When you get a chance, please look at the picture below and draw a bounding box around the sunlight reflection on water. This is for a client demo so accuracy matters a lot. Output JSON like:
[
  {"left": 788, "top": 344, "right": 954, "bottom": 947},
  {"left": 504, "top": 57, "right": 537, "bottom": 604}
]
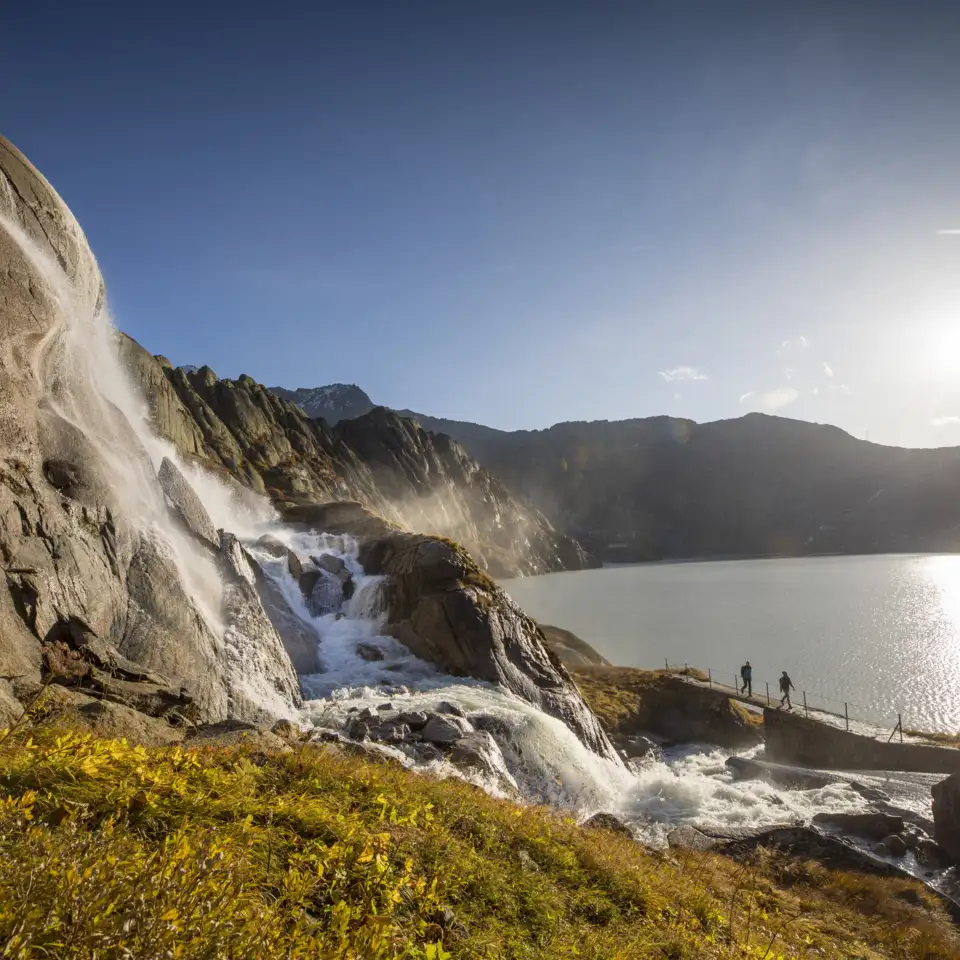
[{"left": 502, "top": 555, "right": 960, "bottom": 733}]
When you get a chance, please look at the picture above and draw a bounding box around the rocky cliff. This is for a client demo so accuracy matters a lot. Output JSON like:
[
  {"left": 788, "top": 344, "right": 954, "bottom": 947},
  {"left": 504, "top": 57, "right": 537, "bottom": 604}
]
[
  {"left": 284, "top": 389, "right": 960, "bottom": 562},
  {"left": 0, "top": 135, "right": 612, "bottom": 770},
  {"left": 121, "top": 341, "right": 595, "bottom": 577}
]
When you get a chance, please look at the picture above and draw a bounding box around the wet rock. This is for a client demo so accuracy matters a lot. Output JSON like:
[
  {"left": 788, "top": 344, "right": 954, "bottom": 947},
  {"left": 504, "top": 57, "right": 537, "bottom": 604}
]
[
  {"left": 619, "top": 735, "right": 659, "bottom": 760},
  {"left": 358, "top": 707, "right": 378, "bottom": 721},
  {"left": 157, "top": 457, "right": 219, "bottom": 549},
  {"left": 412, "top": 742, "right": 444, "bottom": 763},
  {"left": 356, "top": 643, "right": 385, "bottom": 662},
  {"left": 288, "top": 552, "right": 308, "bottom": 582},
  {"left": 916, "top": 837, "right": 954, "bottom": 869},
  {"left": 882, "top": 834, "right": 908, "bottom": 856},
  {"left": 397, "top": 710, "right": 430, "bottom": 729},
  {"left": 421, "top": 714, "right": 472, "bottom": 744},
  {"left": 851, "top": 781, "right": 890, "bottom": 803},
  {"left": 583, "top": 813, "right": 633, "bottom": 837},
  {"left": 931, "top": 771, "right": 960, "bottom": 862},
  {"left": 435, "top": 700, "right": 467, "bottom": 718},
  {"left": 378, "top": 702, "right": 393, "bottom": 711},
  {"left": 726, "top": 755, "right": 834, "bottom": 790},
  {"left": 242, "top": 549, "right": 320, "bottom": 674},
  {"left": 448, "top": 731, "right": 517, "bottom": 794},
  {"left": 667, "top": 825, "right": 716, "bottom": 851},
  {"left": 812, "top": 812, "right": 905, "bottom": 840},
  {"left": 358, "top": 533, "right": 619, "bottom": 762},
  {"left": 314, "top": 554, "right": 347, "bottom": 577},
  {"left": 255, "top": 535, "right": 289, "bottom": 559},
  {"left": 43, "top": 459, "right": 82, "bottom": 496}
]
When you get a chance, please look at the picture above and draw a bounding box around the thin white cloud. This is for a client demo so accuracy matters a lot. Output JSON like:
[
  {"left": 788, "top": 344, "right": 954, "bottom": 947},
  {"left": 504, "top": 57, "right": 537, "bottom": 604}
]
[
  {"left": 761, "top": 387, "right": 799, "bottom": 411},
  {"left": 831, "top": 383, "right": 853, "bottom": 395},
  {"left": 931, "top": 415, "right": 960, "bottom": 426},
  {"left": 811, "top": 387, "right": 820, "bottom": 395},
  {"left": 659, "top": 366, "right": 708, "bottom": 382},
  {"left": 822, "top": 361, "right": 834, "bottom": 378},
  {"left": 778, "top": 336, "right": 809, "bottom": 353},
  {"left": 739, "top": 391, "right": 755, "bottom": 403},
  {"left": 937, "top": 229, "right": 960, "bottom": 235},
  {"left": 784, "top": 367, "right": 795, "bottom": 380},
  {"left": 673, "top": 392, "right": 681, "bottom": 401}
]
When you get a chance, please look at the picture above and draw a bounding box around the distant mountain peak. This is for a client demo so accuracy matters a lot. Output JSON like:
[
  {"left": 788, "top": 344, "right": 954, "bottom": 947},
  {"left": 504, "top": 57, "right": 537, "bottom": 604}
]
[{"left": 269, "top": 383, "right": 374, "bottom": 424}]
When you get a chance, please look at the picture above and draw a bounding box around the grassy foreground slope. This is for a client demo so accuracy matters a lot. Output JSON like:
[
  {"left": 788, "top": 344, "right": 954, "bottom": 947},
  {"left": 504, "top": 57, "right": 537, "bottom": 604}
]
[{"left": 0, "top": 723, "right": 956, "bottom": 959}]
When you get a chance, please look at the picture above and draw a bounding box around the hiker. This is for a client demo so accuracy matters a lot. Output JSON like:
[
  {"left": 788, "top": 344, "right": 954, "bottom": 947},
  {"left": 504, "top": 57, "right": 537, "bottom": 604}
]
[
  {"left": 779, "top": 671, "right": 794, "bottom": 709},
  {"left": 740, "top": 660, "right": 753, "bottom": 697}
]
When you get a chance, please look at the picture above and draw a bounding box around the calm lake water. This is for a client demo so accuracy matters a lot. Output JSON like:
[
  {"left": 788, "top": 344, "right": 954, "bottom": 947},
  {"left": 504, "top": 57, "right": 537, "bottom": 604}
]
[{"left": 502, "top": 555, "right": 960, "bottom": 733}]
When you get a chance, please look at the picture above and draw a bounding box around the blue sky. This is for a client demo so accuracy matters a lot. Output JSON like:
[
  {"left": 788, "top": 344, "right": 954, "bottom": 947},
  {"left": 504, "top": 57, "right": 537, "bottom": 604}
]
[{"left": 4, "top": 1, "right": 960, "bottom": 446}]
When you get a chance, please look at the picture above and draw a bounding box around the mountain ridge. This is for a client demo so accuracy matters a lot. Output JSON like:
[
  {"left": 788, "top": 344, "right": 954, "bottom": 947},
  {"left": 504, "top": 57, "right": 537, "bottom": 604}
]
[{"left": 271, "top": 382, "right": 960, "bottom": 562}]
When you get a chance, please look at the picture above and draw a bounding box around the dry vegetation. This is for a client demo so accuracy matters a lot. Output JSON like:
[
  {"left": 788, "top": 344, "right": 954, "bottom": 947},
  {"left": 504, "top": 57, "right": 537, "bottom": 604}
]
[
  {"left": 572, "top": 666, "right": 762, "bottom": 735},
  {"left": 0, "top": 712, "right": 956, "bottom": 959}
]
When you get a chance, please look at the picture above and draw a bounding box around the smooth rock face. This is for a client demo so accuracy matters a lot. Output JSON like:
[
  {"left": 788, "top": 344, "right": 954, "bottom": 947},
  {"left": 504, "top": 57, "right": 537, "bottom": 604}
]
[
  {"left": 157, "top": 457, "right": 219, "bottom": 549},
  {"left": 812, "top": 812, "right": 905, "bottom": 840},
  {"left": 217, "top": 532, "right": 302, "bottom": 720},
  {"left": 931, "top": 771, "right": 960, "bottom": 862},
  {"left": 421, "top": 714, "right": 472, "bottom": 744},
  {"left": 359, "top": 533, "right": 621, "bottom": 764},
  {"left": 667, "top": 825, "right": 716, "bottom": 851}
]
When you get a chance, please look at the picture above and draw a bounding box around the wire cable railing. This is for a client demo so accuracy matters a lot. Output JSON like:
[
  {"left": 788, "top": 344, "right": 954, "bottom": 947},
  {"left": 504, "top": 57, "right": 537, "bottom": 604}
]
[{"left": 662, "top": 659, "right": 910, "bottom": 742}]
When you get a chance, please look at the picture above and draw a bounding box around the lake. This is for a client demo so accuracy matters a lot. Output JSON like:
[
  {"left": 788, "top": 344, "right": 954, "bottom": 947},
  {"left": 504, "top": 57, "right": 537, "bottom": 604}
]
[{"left": 501, "top": 554, "right": 960, "bottom": 733}]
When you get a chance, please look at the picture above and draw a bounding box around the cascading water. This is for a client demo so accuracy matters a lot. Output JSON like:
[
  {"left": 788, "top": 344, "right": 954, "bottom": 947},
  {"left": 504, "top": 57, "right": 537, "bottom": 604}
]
[{"left": 0, "top": 179, "right": 880, "bottom": 849}]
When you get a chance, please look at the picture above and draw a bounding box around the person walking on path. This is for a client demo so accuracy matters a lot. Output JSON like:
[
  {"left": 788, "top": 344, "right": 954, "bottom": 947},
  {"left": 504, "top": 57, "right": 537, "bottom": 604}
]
[
  {"left": 779, "top": 671, "right": 794, "bottom": 709},
  {"left": 740, "top": 661, "right": 753, "bottom": 698}
]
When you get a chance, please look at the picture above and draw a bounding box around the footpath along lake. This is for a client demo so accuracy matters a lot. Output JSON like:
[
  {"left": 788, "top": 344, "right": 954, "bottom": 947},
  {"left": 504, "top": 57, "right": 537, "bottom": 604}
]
[{"left": 502, "top": 554, "right": 960, "bottom": 733}]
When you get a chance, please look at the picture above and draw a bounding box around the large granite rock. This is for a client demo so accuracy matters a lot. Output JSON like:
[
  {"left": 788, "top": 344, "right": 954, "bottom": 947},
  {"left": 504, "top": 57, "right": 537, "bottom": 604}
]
[
  {"left": 358, "top": 532, "right": 620, "bottom": 763},
  {"left": 0, "top": 137, "right": 299, "bottom": 731},
  {"left": 932, "top": 771, "right": 960, "bottom": 863},
  {"left": 158, "top": 457, "right": 219, "bottom": 548},
  {"left": 216, "top": 532, "right": 302, "bottom": 721}
]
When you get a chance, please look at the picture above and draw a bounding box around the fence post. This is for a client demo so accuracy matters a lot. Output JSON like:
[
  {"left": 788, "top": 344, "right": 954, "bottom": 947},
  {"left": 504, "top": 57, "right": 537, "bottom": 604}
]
[
  {"left": 803, "top": 691, "right": 808, "bottom": 718},
  {"left": 665, "top": 658, "right": 669, "bottom": 672},
  {"left": 844, "top": 702, "right": 849, "bottom": 732},
  {"left": 734, "top": 673, "right": 739, "bottom": 693},
  {"left": 898, "top": 713, "right": 903, "bottom": 743},
  {"left": 684, "top": 662, "right": 688, "bottom": 676},
  {"left": 708, "top": 668, "right": 712, "bottom": 688},
  {"left": 765, "top": 682, "right": 770, "bottom": 706}
]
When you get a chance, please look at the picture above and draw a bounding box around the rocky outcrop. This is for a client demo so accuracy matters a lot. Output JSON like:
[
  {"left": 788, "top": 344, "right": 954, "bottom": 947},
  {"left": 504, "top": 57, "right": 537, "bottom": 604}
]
[
  {"left": 932, "top": 772, "right": 960, "bottom": 863},
  {"left": 0, "top": 136, "right": 308, "bottom": 732},
  {"left": 572, "top": 668, "right": 763, "bottom": 749},
  {"left": 120, "top": 336, "right": 596, "bottom": 577},
  {"left": 764, "top": 708, "right": 960, "bottom": 774},
  {"left": 538, "top": 625, "right": 610, "bottom": 667},
  {"left": 158, "top": 457, "right": 219, "bottom": 549},
  {"left": 358, "top": 532, "right": 620, "bottom": 763}
]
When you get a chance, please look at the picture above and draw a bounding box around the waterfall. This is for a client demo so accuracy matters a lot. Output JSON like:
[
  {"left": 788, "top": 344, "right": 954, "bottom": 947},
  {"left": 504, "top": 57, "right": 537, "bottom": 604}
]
[{"left": 0, "top": 178, "right": 878, "bottom": 848}]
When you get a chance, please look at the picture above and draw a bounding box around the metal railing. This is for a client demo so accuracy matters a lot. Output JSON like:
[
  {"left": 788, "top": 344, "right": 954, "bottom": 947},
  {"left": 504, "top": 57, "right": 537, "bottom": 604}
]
[{"left": 663, "top": 659, "right": 906, "bottom": 742}]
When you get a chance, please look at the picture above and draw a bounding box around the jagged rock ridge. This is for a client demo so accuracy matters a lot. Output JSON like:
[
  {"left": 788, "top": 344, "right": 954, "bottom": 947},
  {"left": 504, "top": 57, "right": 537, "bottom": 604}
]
[{"left": 121, "top": 342, "right": 596, "bottom": 577}]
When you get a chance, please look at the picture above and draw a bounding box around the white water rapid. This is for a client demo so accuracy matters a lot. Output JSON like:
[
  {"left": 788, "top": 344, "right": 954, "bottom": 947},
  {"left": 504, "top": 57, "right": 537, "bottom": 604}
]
[{"left": 2, "top": 195, "right": 883, "bottom": 850}]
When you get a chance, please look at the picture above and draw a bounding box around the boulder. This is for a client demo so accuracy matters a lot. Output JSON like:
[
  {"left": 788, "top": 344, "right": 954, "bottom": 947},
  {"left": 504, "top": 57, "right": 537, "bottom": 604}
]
[
  {"left": 582, "top": 813, "right": 633, "bottom": 837},
  {"left": 421, "top": 714, "right": 473, "bottom": 744},
  {"left": 448, "top": 730, "right": 518, "bottom": 795},
  {"left": 882, "top": 834, "right": 907, "bottom": 856},
  {"left": 931, "top": 771, "right": 960, "bottom": 862},
  {"left": 255, "top": 535, "right": 289, "bottom": 559},
  {"left": 397, "top": 710, "right": 430, "bottom": 729},
  {"left": 358, "top": 533, "right": 620, "bottom": 763},
  {"left": 667, "top": 825, "right": 716, "bottom": 851},
  {"left": 812, "top": 812, "right": 905, "bottom": 840},
  {"left": 157, "top": 458, "right": 219, "bottom": 549},
  {"left": 727, "top": 756, "right": 835, "bottom": 790},
  {"left": 356, "top": 643, "right": 385, "bottom": 662},
  {"left": 216, "top": 532, "right": 302, "bottom": 721}
]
